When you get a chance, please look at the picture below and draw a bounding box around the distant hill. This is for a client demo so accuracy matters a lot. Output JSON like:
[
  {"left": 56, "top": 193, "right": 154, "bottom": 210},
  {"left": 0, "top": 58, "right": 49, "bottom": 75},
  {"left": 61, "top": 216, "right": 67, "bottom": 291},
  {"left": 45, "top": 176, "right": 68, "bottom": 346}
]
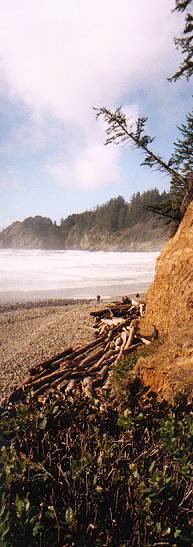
[
  {"left": 0, "top": 216, "right": 63, "bottom": 250},
  {"left": 0, "top": 189, "right": 171, "bottom": 251}
]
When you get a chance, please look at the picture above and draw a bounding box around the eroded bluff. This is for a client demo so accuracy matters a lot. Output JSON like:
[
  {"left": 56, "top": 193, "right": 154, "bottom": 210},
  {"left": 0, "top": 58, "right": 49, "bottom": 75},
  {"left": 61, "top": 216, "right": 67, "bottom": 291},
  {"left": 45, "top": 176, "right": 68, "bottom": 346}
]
[{"left": 137, "top": 202, "right": 193, "bottom": 402}]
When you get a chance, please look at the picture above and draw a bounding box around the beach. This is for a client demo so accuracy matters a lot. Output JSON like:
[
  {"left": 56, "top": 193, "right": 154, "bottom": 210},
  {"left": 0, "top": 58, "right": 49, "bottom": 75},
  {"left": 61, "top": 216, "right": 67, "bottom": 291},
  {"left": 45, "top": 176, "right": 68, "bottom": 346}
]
[
  {"left": 0, "top": 299, "right": 99, "bottom": 402},
  {"left": 0, "top": 248, "right": 157, "bottom": 401}
]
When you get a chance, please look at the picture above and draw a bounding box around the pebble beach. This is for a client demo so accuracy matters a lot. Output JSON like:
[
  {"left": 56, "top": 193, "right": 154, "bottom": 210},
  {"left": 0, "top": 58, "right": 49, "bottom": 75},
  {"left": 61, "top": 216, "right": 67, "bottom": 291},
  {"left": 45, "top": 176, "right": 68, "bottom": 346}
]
[{"left": 0, "top": 299, "right": 98, "bottom": 402}]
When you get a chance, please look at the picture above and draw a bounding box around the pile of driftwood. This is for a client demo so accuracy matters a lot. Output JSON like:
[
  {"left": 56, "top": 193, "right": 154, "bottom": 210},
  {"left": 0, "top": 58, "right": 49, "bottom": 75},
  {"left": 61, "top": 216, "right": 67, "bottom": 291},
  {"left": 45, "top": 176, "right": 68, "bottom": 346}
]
[{"left": 8, "top": 298, "right": 150, "bottom": 403}]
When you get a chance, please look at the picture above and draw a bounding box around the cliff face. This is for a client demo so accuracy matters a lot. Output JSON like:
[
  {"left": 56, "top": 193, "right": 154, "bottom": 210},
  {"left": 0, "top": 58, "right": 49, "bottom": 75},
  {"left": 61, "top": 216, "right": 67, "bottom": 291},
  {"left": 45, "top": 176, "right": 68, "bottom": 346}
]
[
  {"left": 61, "top": 222, "right": 167, "bottom": 251},
  {"left": 141, "top": 202, "right": 193, "bottom": 335},
  {"left": 138, "top": 202, "right": 193, "bottom": 401},
  {"left": 0, "top": 222, "right": 167, "bottom": 251}
]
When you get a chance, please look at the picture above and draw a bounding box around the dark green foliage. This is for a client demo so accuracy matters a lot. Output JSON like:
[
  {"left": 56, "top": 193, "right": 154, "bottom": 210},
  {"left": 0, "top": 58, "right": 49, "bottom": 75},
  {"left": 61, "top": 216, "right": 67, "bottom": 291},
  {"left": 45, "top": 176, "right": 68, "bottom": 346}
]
[
  {"left": 60, "top": 190, "right": 169, "bottom": 235},
  {"left": 127, "top": 189, "right": 169, "bottom": 226},
  {"left": 149, "top": 109, "right": 193, "bottom": 222},
  {"left": 146, "top": 199, "right": 182, "bottom": 223},
  {"left": 0, "top": 392, "right": 192, "bottom": 546},
  {"left": 175, "top": 0, "right": 192, "bottom": 9},
  {"left": 168, "top": 110, "right": 193, "bottom": 220},
  {"left": 95, "top": 107, "right": 184, "bottom": 184},
  {"left": 60, "top": 195, "right": 129, "bottom": 233},
  {"left": 95, "top": 107, "right": 193, "bottom": 227},
  {"left": 170, "top": 110, "right": 193, "bottom": 175},
  {"left": 111, "top": 353, "right": 140, "bottom": 401},
  {"left": 169, "top": 0, "right": 193, "bottom": 81},
  {"left": 95, "top": 0, "right": 193, "bottom": 227},
  {"left": 0, "top": 190, "right": 171, "bottom": 250},
  {"left": 111, "top": 341, "right": 162, "bottom": 401}
]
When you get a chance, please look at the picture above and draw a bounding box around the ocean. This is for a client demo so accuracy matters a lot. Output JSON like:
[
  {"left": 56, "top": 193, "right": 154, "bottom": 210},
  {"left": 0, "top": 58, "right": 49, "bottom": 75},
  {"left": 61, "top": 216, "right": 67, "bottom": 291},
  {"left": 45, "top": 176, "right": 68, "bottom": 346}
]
[{"left": 0, "top": 249, "right": 159, "bottom": 302}]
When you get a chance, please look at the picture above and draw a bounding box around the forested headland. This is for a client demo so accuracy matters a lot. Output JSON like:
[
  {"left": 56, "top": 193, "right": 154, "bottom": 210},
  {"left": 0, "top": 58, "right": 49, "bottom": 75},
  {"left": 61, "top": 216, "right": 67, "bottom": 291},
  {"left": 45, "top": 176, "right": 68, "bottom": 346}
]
[{"left": 0, "top": 189, "right": 171, "bottom": 251}]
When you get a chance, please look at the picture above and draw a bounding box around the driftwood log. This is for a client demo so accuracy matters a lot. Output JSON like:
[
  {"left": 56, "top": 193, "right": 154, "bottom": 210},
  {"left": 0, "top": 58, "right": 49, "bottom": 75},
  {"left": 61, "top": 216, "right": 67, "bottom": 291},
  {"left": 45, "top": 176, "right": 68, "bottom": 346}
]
[
  {"left": 82, "top": 377, "right": 93, "bottom": 398},
  {"left": 5, "top": 296, "right": 151, "bottom": 404}
]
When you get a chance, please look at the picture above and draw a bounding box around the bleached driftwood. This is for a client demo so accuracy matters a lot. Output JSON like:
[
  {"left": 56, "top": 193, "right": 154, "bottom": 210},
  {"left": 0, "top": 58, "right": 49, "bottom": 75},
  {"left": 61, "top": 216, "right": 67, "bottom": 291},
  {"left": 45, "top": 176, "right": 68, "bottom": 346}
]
[
  {"left": 101, "top": 317, "right": 125, "bottom": 327},
  {"left": 67, "top": 333, "right": 107, "bottom": 360},
  {"left": 86, "top": 348, "right": 114, "bottom": 374},
  {"left": 140, "top": 337, "right": 151, "bottom": 346},
  {"left": 114, "top": 330, "right": 128, "bottom": 365},
  {"left": 65, "top": 379, "right": 77, "bottom": 394},
  {"left": 29, "top": 346, "right": 73, "bottom": 374},
  {"left": 82, "top": 377, "right": 93, "bottom": 398},
  {"left": 124, "top": 325, "right": 135, "bottom": 351},
  {"left": 95, "top": 364, "right": 109, "bottom": 383},
  {"left": 123, "top": 341, "right": 142, "bottom": 355},
  {"left": 7, "top": 295, "right": 149, "bottom": 403},
  {"left": 25, "top": 363, "right": 75, "bottom": 390},
  {"left": 77, "top": 346, "right": 106, "bottom": 370}
]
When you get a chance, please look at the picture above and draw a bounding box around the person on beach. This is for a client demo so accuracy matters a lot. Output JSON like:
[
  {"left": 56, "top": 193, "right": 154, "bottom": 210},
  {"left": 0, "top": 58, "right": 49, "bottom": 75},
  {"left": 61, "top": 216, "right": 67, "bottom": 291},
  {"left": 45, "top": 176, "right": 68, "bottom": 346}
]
[
  {"left": 121, "top": 295, "right": 131, "bottom": 304},
  {"left": 97, "top": 294, "right": 101, "bottom": 304}
]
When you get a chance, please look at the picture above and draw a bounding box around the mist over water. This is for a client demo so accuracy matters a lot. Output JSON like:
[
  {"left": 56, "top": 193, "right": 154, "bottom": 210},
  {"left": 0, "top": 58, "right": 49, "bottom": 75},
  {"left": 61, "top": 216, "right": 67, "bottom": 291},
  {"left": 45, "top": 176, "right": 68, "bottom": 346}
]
[{"left": 0, "top": 249, "right": 158, "bottom": 302}]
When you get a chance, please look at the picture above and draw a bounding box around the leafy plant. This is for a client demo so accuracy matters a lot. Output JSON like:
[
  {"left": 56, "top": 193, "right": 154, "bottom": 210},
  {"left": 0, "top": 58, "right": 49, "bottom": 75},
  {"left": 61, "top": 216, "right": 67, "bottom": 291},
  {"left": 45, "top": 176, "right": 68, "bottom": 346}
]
[{"left": 0, "top": 391, "right": 192, "bottom": 546}]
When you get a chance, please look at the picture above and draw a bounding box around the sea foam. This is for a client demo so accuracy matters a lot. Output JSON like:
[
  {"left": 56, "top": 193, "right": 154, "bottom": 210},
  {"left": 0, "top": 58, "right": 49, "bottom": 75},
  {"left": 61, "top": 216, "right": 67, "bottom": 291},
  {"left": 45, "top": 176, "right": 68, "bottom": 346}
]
[{"left": 0, "top": 249, "right": 158, "bottom": 301}]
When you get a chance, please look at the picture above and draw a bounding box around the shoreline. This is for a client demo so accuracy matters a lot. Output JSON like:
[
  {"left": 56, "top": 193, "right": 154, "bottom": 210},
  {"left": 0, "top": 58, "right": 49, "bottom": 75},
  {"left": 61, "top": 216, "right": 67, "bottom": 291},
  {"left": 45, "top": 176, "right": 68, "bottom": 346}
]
[
  {"left": 0, "top": 290, "right": 145, "bottom": 314},
  {"left": 0, "top": 298, "right": 93, "bottom": 313},
  {"left": 0, "top": 281, "right": 150, "bottom": 306}
]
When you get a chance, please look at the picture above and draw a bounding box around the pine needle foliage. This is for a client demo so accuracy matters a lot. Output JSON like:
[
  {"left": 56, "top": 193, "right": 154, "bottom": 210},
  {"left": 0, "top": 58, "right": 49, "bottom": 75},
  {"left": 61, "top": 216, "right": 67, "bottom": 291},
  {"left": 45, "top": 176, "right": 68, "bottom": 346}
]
[
  {"left": 94, "top": 107, "right": 184, "bottom": 183},
  {"left": 95, "top": 107, "right": 188, "bottom": 223},
  {"left": 169, "top": 0, "right": 193, "bottom": 81},
  {"left": 169, "top": 109, "right": 193, "bottom": 217},
  {"left": 94, "top": 2, "right": 193, "bottom": 228},
  {"left": 170, "top": 110, "right": 193, "bottom": 175}
]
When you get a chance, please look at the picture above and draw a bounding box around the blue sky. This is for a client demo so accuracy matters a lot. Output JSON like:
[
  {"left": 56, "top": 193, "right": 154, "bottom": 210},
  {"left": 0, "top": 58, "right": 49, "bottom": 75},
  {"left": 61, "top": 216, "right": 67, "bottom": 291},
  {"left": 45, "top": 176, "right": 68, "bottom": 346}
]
[{"left": 0, "top": 0, "right": 192, "bottom": 228}]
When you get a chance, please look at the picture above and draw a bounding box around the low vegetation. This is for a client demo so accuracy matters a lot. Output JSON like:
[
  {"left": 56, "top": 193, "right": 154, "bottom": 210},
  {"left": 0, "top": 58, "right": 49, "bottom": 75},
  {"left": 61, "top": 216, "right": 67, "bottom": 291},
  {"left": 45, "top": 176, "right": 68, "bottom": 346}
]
[
  {"left": 0, "top": 382, "right": 192, "bottom": 546},
  {"left": 110, "top": 341, "right": 162, "bottom": 400}
]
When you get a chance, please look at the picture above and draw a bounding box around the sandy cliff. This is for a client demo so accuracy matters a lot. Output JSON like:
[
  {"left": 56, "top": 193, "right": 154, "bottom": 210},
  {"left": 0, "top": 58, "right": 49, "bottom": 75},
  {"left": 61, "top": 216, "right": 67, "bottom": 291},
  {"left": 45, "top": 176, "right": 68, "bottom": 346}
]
[
  {"left": 137, "top": 202, "right": 193, "bottom": 401},
  {"left": 142, "top": 201, "right": 193, "bottom": 335}
]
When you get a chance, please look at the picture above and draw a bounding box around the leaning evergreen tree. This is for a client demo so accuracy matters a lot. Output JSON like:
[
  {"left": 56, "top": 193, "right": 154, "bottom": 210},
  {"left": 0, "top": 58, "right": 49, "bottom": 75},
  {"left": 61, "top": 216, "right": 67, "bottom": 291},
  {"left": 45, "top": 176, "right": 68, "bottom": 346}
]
[
  {"left": 171, "top": 110, "right": 193, "bottom": 174},
  {"left": 94, "top": 106, "right": 188, "bottom": 222},
  {"left": 94, "top": 2, "right": 193, "bottom": 224},
  {"left": 169, "top": 0, "right": 193, "bottom": 81},
  {"left": 169, "top": 110, "right": 193, "bottom": 214},
  {"left": 168, "top": 0, "right": 193, "bottom": 210}
]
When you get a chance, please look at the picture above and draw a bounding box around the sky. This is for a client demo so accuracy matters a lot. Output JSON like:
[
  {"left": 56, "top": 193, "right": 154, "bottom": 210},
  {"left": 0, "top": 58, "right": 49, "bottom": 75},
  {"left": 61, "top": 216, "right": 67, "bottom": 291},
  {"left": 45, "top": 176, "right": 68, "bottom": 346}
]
[{"left": 0, "top": 0, "right": 192, "bottom": 228}]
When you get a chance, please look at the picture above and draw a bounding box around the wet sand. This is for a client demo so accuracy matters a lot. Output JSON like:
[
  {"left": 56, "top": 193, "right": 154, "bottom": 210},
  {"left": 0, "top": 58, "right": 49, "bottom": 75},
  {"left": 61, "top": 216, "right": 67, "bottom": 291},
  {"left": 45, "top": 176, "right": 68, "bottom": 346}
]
[{"left": 0, "top": 281, "right": 150, "bottom": 304}]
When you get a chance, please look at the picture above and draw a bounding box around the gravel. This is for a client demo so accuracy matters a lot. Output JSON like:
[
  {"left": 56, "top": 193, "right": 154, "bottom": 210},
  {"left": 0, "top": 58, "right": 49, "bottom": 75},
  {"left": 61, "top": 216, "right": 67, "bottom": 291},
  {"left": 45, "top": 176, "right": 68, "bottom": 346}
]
[{"left": 0, "top": 299, "right": 97, "bottom": 402}]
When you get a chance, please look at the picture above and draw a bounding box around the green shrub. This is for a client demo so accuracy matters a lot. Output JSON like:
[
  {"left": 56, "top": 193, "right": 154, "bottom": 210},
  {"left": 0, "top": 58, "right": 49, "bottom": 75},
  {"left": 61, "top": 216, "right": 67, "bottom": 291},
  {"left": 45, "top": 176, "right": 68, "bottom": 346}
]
[{"left": 0, "top": 393, "right": 192, "bottom": 546}]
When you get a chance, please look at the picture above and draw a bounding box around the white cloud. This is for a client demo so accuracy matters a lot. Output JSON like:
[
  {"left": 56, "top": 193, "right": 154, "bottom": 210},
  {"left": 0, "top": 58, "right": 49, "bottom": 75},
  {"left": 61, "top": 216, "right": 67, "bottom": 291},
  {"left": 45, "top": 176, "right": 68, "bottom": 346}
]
[
  {"left": 0, "top": 0, "right": 180, "bottom": 123},
  {"left": 47, "top": 102, "right": 138, "bottom": 188},
  {"left": 48, "top": 143, "right": 121, "bottom": 189},
  {"left": 0, "top": 0, "right": 182, "bottom": 188}
]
